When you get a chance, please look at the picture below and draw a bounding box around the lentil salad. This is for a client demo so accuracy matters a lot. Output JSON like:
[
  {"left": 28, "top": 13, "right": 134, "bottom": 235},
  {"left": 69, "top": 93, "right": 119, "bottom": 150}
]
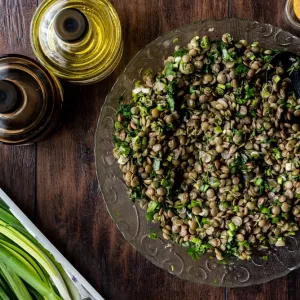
[{"left": 113, "top": 34, "right": 300, "bottom": 261}]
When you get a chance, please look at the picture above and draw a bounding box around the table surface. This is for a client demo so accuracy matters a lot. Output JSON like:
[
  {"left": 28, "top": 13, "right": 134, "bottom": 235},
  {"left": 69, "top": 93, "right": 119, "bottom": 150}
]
[{"left": 1, "top": 0, "right": 299, "bottom": 299}]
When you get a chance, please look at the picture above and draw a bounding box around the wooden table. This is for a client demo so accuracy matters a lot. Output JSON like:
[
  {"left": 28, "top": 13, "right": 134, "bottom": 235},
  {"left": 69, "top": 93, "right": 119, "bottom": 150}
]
[{"left": 0, "top": 0, "right": 299, "bottom": 299}]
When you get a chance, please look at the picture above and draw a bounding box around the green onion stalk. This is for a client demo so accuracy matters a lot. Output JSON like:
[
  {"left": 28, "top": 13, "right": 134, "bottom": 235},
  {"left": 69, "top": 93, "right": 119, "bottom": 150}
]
[{"left": 0, "top": 205, "right": 75, "bottom": 299}]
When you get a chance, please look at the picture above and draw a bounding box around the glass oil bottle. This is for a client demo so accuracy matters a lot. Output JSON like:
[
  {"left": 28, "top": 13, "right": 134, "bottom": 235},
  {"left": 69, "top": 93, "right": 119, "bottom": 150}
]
[
  {"left": 31, "top": 0, "right": 123, "bottom": 84},
  {"left": 0, "top": 55, "right": 63, "bottom": 145}
]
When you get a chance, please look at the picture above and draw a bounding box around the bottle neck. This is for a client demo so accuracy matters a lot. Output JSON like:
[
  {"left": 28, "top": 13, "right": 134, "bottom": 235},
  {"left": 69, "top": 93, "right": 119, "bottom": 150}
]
[
  {"left": 54, "top": 8, "right": 88, "bottom": 43},
  {"left": 0, "top": 80, "right": 21, "bottom": 114}
]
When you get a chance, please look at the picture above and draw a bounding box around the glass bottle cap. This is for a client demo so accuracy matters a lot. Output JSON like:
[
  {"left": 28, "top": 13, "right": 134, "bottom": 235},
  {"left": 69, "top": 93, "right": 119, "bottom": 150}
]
[
  {"left": 54, "top": 8, "right": 88, "bottom": 43},
  {"left": 0, "top": 55, "right": 63, "bottom": 145},
  {"left": 0, "top": 80, "right": 20, "bottom": 114}
]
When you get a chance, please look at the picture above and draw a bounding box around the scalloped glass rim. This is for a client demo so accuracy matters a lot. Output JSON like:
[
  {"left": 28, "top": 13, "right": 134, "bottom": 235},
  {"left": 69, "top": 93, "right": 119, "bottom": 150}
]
[{"left": 95, "top": 18, "right": 300, "bottom": 287}]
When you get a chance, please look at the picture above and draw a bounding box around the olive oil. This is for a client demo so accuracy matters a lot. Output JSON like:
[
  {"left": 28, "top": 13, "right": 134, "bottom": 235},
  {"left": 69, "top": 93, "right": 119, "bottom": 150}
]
[
  {"left": 285, "top": 0, "right": 300, "bottom": 30},
  {"left": 31, "top": 0, "right": 123, "bottom": 84}
]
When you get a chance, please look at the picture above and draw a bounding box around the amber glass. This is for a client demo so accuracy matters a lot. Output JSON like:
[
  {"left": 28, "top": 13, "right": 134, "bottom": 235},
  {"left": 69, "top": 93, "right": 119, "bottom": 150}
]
[
  {"left": 0, "top": 55, "right": 63, "bottom": 145},
  {"left": 30, "top": 0, "right": 123, "bottom": 85}
]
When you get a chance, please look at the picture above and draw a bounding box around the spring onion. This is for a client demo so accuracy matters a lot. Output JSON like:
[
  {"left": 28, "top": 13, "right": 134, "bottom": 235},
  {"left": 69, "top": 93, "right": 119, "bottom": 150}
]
[
  {"left": 0, "top": 200, "right": 77, "bottom": 300},
  {"left": 0, "top": 261, "right": 32, "bottom": 300}
]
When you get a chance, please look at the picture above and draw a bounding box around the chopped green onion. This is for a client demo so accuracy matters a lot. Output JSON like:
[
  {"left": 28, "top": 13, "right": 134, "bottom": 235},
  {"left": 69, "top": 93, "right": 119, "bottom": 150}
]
[
  {"left": 255, "top": 178, "right": 264, "bottom": 186},
  {"left": 217, "top": 84, "right": 226, "bottom": 90},
  {"left": 228, "top": 222, "right": 236, "bottom": 231},
  {"left": 227, "top": 230, "right": 234, "bottom": 237},
  {"left": 261, "top": 207, "right": 270, "bottom": 215},
  {"left": 214, "top": 126, "right": 222, "bottom": 134},
  {"left": 272, "top": 75, "right": 281, "bottom": 83},
  {"left": 200, "top": 184, "right": 210, "bottom": 192}
]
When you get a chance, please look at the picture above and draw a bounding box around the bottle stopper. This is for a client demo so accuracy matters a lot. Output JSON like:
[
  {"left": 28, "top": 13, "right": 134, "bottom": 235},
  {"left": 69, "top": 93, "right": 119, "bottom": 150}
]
[
  {"left": 54, "top": 8, "right": 88, "bottom": 42},
  {"left": 0, "top": 80, "right": 20, "bottom": 114}
]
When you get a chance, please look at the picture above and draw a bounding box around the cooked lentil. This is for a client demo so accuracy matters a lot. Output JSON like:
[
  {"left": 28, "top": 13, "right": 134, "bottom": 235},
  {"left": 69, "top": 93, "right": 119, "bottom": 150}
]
[{"left": 113, "top": 34, "right": 300, "bottom": 261}]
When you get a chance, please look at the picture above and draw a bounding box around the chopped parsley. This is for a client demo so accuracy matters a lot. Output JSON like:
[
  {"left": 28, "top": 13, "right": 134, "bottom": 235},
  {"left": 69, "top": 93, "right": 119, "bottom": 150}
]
[
  {"left": 173, "top": 48, "right": 188, "bottom": 57},
  {"left": 148, "top": 229, "right": 159, "bottom": 240},
  {"left": 222, "top": 48, "right": 236, "bottom": 61},
  {"left": 188, "top": 199, "right": 203, "bottom": 209},
  {"left": 235, "top": 64, "right": 248, "bottom": 77},
  {"left": 166, "top": 81, "right": 177, "bottom": 112},
  {"left": 165, "top": 62, "right": 176, "bottom": 77},
  {"left": 272, "top": 148, "right": 282, "bottom": 160},
  {"left": 146, "top": 201, "right": 160, "bottom": 221},
  {"left": 186, "top": 238, "right": 212, "bottom": 260},
  {"left": 236, "top": 112, "right": 245, "bottom": 118},
  {"left": 260, "top": 206, "right": 271, "bottom": 216},
  {"left": 250, "top": 110, "right": 257, "bottom": 118},
  {"left": 117, "top": 104, "right": 132, "bottom": 119}
]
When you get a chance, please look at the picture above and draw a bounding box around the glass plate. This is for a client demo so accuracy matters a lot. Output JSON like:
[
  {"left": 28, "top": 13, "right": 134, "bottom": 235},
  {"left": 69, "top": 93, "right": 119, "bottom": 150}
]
[{"left": 95, "top": 18, "right": 300, "bottom": 287}]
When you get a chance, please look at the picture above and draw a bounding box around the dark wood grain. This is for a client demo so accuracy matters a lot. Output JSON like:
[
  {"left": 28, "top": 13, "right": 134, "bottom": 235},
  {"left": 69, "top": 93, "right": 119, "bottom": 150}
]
[
  {"left": 0, "top": 0, "right": 37, "bottom": 219},
  {"left": 0, "top": 0, "right": 36, "bottom": 56},
  {"left": 228, "top": 278, "right": 289, "bottom": 300},
  {"left": 2, "top": 0, "right": 300, "bottom": 299},
  {"left": 228, "top": 0, "right": 292, "bottom": 299},
  {"left": 35, "top": 1, "right": 227, "bottom": 300}
]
